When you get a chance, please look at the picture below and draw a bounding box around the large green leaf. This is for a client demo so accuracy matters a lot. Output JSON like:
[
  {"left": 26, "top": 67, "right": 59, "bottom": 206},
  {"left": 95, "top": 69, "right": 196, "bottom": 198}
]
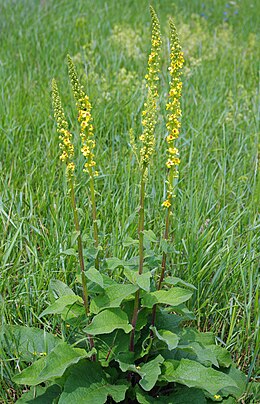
[
  {"left": 59, "top": 361, "right": 128, "bottom": 403},
  {"left": 16, "top": 384, "right": 61, "bottom": 403},
  {"left": 135, "top": 385, "right": 206, "bottom": 404},
  {"left": 155, "top": 309, "right": 183, "bottom": 333},
  {"left": 207, "top": 345, "right": 232, "bottom": 368},
  {"left": 139, "top": 355, "right": 164, "bottom": 391},
  {"left": 151, "top": 327, "right": 179, "bottom": 350},
  {"left": 179, "top": 329, "right": 215, "bottom": 346},
  {"left": 85, "top": 266, "right": 104, "bottom": 288},
  {"left": 161, "top": 359, "right": 237, "bottom": 396},
  {"left": 13, "top": 342, "right": 93, "bottom": 386},
  {"left": 166, "top": 387, "right": 206, "bottom": 403},
  {"left": 95, "top": 330, "right": 130, "bottom": 366},
  {"left": 124, "top": 268, "right": 152, "bottom": 292},
  {"left": 163, "top": 277, "right": 197, "bottom": 290},
  {"left": 49, "top": 279, "right": 75, "bottom": 301},
  {"left": 12, "top": 357, "right": 46, "bottom": 386},
  {"left": 85, "top": 308, "right": 132, "bottom": 335},
  {"left": 142, "top": 288, "right": 192, "bottom": 308},
  {"left": 220, "top": 365, "right": 247, "bottom": 398},
  {"left": 177, "top": 342, "right": 219, "bottom": 367},
  {"left": 105, "top": 257, "right": 127, "bottom": 270},
  {"left": 90, "top": 284, "right": 138, "bottom": 314},
  {"left": 0, "top": 325, "right": 60, "bottom": 362},
  {"left": 40, "top": 295, "right": 83, "bottom": 317},
  {"left": 135, "top": 386, "right": 165, "bottom": 403}
]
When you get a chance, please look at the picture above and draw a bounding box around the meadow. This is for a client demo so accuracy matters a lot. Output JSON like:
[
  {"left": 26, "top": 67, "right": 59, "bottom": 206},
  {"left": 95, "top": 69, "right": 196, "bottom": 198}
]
[{"left": 0, "top": 0, "right": 259, "bottom": 402}]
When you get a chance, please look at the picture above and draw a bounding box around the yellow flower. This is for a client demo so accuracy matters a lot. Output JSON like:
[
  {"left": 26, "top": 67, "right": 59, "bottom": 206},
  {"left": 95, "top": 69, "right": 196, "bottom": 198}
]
[
  {"left": 52, "top": 79, "right": 75, "bottom": 177},
  {"left": 139, "top": 6, "right": 162, "bottom": 168},
  {"left": 67, "top": 55, "right": 98, "bottom": 176},
  {"left": 163, "top": 20, "right": 184, "bottom": 209},
  {"left": 213, "top": 395, "right": 222, "bottom": 400},
  {"left": 162, "top": 199, "right": 171, "bottom": 208},
  {"left": 169, "top": 147, "right": 179, "bottom": 155}
]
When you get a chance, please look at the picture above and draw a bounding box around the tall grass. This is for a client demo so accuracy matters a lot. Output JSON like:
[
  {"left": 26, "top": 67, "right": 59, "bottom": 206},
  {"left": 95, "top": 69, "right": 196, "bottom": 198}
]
[{"left": 0, "top": 0, "right": 259, "bottom": 400}]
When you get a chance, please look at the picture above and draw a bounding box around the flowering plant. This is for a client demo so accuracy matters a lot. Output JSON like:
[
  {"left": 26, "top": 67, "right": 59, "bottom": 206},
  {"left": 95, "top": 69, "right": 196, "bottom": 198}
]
[{"left": 3, "top": 7, "right": 246, "bottom": 403}]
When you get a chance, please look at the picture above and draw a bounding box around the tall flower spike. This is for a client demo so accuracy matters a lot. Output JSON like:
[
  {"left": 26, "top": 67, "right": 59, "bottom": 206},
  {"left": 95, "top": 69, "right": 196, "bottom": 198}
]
[
  {"left": 139, "top": 6, "right": 162, "bottom": 169},
  {"left": 163, "top": 20, "right": 184, "bottom": 208},
  {"left": 52, "top": 79, "right": 75, "bottom": 176},
  {"left": 67, "top": 55, "right": 98, "bottom": 177}
]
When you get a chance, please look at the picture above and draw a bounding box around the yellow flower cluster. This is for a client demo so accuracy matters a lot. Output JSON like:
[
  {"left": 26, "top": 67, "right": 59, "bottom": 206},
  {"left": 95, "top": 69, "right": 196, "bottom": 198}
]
[
  {"left": 163, "top": 20, "right": 184, "bottom": 208},
  {"left": 52, "top": 79, "right": 75, "bottom": 176},
  {"left": 67, "top": 55, "right": 98, "bottom": 176},
  {"left": 139, "top": 6, "right": 161, "bottom": 169}
]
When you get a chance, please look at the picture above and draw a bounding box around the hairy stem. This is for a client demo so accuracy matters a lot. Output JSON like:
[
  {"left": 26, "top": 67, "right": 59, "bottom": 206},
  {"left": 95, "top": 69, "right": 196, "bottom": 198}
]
[
  {"left": 69, "top": 177, "right": 89, "bottom": 315},
  {"left": 69, "top": 177, "right": 96, "bottom": 359},
  {"left": 129, "top": 170, "right": 146, "bottom": 352},
  {"left": 151, "top": 206, "right": 170, "bottom": 327},
  {"left": 88, "top": 171, "right": 99, "bottom": 269}
]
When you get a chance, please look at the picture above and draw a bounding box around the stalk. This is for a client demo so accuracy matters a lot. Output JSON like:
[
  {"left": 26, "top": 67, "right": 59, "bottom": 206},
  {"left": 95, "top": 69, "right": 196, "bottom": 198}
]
[
  {"left": 67, "top": 55, "right": 100, "bottom": 269},
  {"left": 52, "top": 79, "right": 95, "bottom": 357},
  {"left": 151, "top": 206, "right": 170, "bottom": 326},
  {"left": 88, "top": 171, "right": 99, "bottom": 269},
  {"left": 129, "top": 6, "right": 161, "bottom": 353},
  {"left": 69, "top": 177, "right": 96, "bottom": 357},
  {"left": 129, "top": 170, "right": 146, "bottom": 351},
  {"left": 151, "top": 19, "right": 184, "bottom": 329},
  {"left": 69, "top": 177, "right": 89, "bottom": 314}
]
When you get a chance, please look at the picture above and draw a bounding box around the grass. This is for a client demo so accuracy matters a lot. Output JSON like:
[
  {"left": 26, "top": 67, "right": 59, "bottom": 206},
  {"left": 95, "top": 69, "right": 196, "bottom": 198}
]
[{"left": 0, "top": 0, "right": 259, "bottom": 401}]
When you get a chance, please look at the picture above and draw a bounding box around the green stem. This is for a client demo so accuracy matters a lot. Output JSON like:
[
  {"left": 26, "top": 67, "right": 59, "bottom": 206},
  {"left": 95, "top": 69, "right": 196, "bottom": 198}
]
[
  {"left": 151, "top": 206, "right": 170, "bottom": 327},
  {"left": 88, "top": 171, "right": 99, "bottom": 269},
  {"left": 69, "top": 177, "right": 96, "bottom": 359},
  {"left": 129, "top": 170, "right": 146, "bottom": 352},
  {"left": 69, "top": 177, "right": 89, "bottom": 315}
]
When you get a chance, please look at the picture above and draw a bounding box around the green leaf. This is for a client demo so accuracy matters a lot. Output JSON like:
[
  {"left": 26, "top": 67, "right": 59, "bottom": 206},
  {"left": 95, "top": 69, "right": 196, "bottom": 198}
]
[
  {"left": 40, "top": 295, "right": 83, "bottom": 317},
  {"left": 155, "top": 309, "right": 183, "bottom": 333},
  {"left": 162, "top": 358, "right": 237, "bottom": 396},
  {"left": 49, "top": 279, "right": 75, "bottom": 300},
  {"left": 151, "top": 327, "right": 179, "bottom": 350},
  {"left": 0, "top": 325, "right": 60, "bottom": 362},
  {"left": 38, "top": 343, "right": 94, "bottom": 381},
  {"left": 207, "top": 345, "right": 232, "bottom": 367},
  {"left": 135, "top": 386, "right": 206, "bottom": 403},
  {"left": 177, "top": 342, "right": 219, "bottom": 367},
  {"left": 166, "top": 386, "right": 207, "bottom": 403},
  {"left": 135, "top": 386, "right": 165, "bottom": 403},
  {"left": 143, "top": 230, "right": 157, "bottom": 243},
  {"left": 12, "top": 357, "right": 46, "bottom": 385},
  {"left": 60, "top": 248, "right": 77, "bottom": 256},
  {"left": 16, "top": 384, "right": 61, "bottom": 403},
  {"left": 85, "top": 308, "right": 132, "bottom": 335},
  {"left": 115, "top": 352, "right": 137, "bottom": 373},
  {"left": 142, "top": 288, "right": 193, "bottom": 308},
  {"left": 105, "top": 257, "right": 127, "bottom": 270},
  {"left": 124, "top": 268, "right": 151, "bottom": 292},
  {"left": 139, "top": 355, "right": 164, "bottom": 391},
  {"left": 164, "top": 277, "right": 197, "bottom": 290},
  {"left": 13, "top": 342, "right": 93, "bottom": 386},
  {"left": 180, "top": 328, "right": 215, "bottom": 346},
  {"left": 220, "top": 364, "right": 247, "bottom": 398},
  {"left": 85, "top": 266, "right": 104, "bottom": 288},
  {"left": 90, "top": 283, "right": 138, "bottom": 314},
  {"left": 71, "top": 230, "right": 80, "bottom": 245},
  {"left": 95, "top": 330, "right": 130, "bottom": 366},
  {"left": 59, "top": 361, "right": 128, "bottom": 403},
  {"left": 123, "top": 236, "right": 139, "bottom": 247}
]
